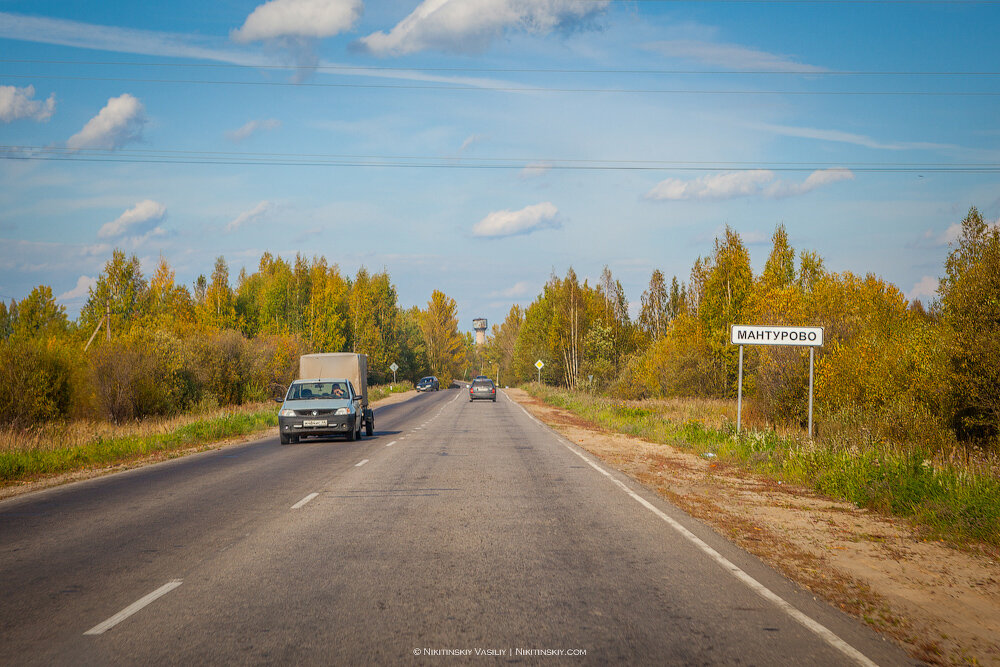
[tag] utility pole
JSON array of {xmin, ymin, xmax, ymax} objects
[{"xmin": 106, "ymin": 300, "xmax": 111, "ymax": 342}]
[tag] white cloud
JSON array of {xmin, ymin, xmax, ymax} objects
[
  {"xmin": 227, "ymin": 118, "xmax": 282, "ymax": 142},
  {"xmin": 358, "ymin": 0, "xmax": 610, "ymax": 56},
  {"xmin": 232, "ymin": 0, "xmax": 362, "ymax": 42},
  {"xmin": 0, "ymin": 11, "xmax": 258, "ymax": 64},
  {"xmin": 644, "ymin": 40, "xmax": 825, "ymax": 72},
  {"xmin": 491, "ymin": 280, "xmax": 534, "ymax": 298},
  {"xmin": 227, "ymin": 201, "xmax": 275, "ymax": 232},
  {"xmin": 98, "ymin": 200, "xmax": 167, "ymax": 239},
  {"xmin": 927, "ymin": 217, "xmax": 1000, "ymax": 246},
  {"xmin": 458, "ymin": 134, "xmax": 484, "ymax": 153},
  {"xmin": 473, "ymin": 202, "xmax": 560, "ymax": 238},
  {"xmin": 907, "ymin": 276, "xmax": 938, "ymax": 301},
  {"xmin": 0, "ymin": 85, "xmax": 55, "ymax": 123},
  {"xmin": 520, "ymin": 162, "xmax": 552, "ymax": 179},
  {"xmin": 0, "ymin": 12, "xmax": 522, "ymax": 91},
  {"xmin": 646, "ymin": 170, "xmax": 773, "ymax": 201},
  {"xmin": 67, "ymin": 94, "xmax": 146, "ymax": 151},
  {"xmin": 646, "ymin": 169, "xmax": 853, "ymax": 201},
  {"xmin": 750, "ymin": 122, "xmax": 955, "ymax": 152},
  {"xmin": 57, "ymin": 275, "xmax": 97, "ymax": 302},
  {"xmin": 764, "ymin": 168, "xmax": 854, "ymax": 199}
]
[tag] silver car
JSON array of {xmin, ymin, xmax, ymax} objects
[{"xmin": 277, "ymin": 379, "xmax": 364, "ymax": 444}]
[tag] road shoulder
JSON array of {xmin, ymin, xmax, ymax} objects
[
  {"xmin": 0, "ymin": 390, "xmax": 419, "ymax": 502},
  {"xmin": 506, "ymin": 388, "xmax": 1000, "ymax": 667}
]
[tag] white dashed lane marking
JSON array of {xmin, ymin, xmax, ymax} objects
[
  {"xmin": 291, "ymin": 493, "xmax": 319, "ymax": 509},
  {"xmin": 84, "ymin": 580, "xmax": 183, "ymax": 636}
]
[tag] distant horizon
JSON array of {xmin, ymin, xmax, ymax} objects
[{"xmin": 2, "ymin": 0, "xmax": 998, "ymax": 331}]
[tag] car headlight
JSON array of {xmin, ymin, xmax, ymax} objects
[
  {"xmin": 335, "ymin": 407, "xmax": 350, "ymax": 415},
  {"xmin": 279, "ymin": 409, "xmax": 296, "ymax": 417}
]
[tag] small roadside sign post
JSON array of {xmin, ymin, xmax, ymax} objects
[
  {"xmin": 730, "ymin": 325, "xmax": 824, "ymax": 438},
  {"xmin": 389, "ymin": 362, "xmax": 399, "ymax": 385},
  {"xmin": 535, "ymin": 359, "xmax": 544, "ymax": 384}
]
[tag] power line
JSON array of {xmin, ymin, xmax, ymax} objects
[
  {"xmin": 3, "ymin": 58, "xmax": 999, "ymax": 77},
  {"xmin": 2, "ymin": 73, "xmax": 997, "ymax": 95},
  {"xmin": 3, "ymin": 147, "xmax": 997, "ymax": 172}
]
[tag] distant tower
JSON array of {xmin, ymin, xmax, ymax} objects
[{"xmin": 473, "ymin": 318, "xmax": 488, "ymax": 345}]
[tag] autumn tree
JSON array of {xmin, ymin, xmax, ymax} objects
[
  {"xmin": 349, "ymin": 268, "xmax": 402, "ymax": 382},
  {"xmin": 639, "ymin": 269, "xmax": 669, "ymax": 340},
  {"xmin": 939, "ymin": 206, "xmax": 1000, "ymax": 445},
  {"xmin": 9, "ymin": 286, "xmax": 69, "ymax": 340},
  {"xmin": 80, "ymin": 249, "xmax": 148, "ymax": 339},
  {"xmin": 419, "ymin": 290, "xmax": 465, "ymax": 384}
]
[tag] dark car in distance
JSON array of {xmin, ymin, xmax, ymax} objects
[
  {"xmin": 469, "ymin": 378, "xmax": 496, "ymax": 402},
  {"xmin": 417, "ymin": 376, "xmax": 440, "ymax": 392}
]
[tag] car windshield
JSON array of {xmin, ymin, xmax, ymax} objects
[
  {"xmin": 420, "ymin": 377, "xmax": 433, "ymax": 383},
  {"xmin": 287, "ymin": 382, "xmax": 349, "ymax": 400},
  {"xmin": 473, "ymin": 380, "xmax": 493, "ymax": 388}
]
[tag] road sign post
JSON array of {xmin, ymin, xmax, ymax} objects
[
  {"xmin": 730, "ymin": 325, "xmax": 824, "ymax": 438},
  {"xmin": 535, "ymin": 359, "xmax": 544, "ymax": 385}
]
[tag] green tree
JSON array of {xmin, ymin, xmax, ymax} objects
[
  {"xmin": 10, "ymin": 285, "xmax": 68, "ymax": 340},
  {"xmin": 200, "ymin": 256, "xmax": 237, "ymax": 330},
  {"xmin": 639, "ymin": 269, "xmax": 669, "ymax": 340},
  {"xmin": 698, "ymin": 227, "xmax": 753, "ymax": 396},
  {"xmin": 80, "ymin": 249, "xmax": 148, "ymax": 339},
  {"xmin": 349, "ymin": 268, "xmax": 402, "ymax": 382},
  {"xmin": 419, "ymin": 290, "xmax": 466, "ymax": 384},
  {"xmin": 760, "ymin": 224, "xmax": 796, "ymax": 291},
  {"xmin": 939, "ymin": 206, "xmax": 1000, "ymax": 444}
]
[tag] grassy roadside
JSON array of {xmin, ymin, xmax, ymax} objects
[
  {"xmin": 0, "ymin": 382, "xmax": 414, "ymax": 487},
  {"xmin": 526, "ymin": 384, "xmax": 1000, "ymax": 547}
]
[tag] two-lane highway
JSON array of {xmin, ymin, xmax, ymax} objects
[{"xmin": 0, "ymin": 389, "xmax": 914, "ymax": 664}]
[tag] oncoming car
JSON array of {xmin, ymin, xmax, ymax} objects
[
  {"xmin": 277, "ymin": 379, "xmax": 364, "ymax": 444},
  {"xmin": 469, "ymin": 378, "xmax": 496, "ymax": 402},
  {"xmin": 416, "ymin": 376, "xmax": 440, "ymax": 392}
]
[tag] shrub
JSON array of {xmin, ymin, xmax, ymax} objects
[{"xmin": 0, "ymin": 337, "xmax": 80, "ymax": 427}]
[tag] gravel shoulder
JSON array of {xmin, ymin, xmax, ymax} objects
[{"xmin": 507, "ymin": 388, "xmax": 1000, "ymax": 666}]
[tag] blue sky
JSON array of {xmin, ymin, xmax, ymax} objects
[{"xmin": 2, "ymin": 0, "xmax": 998, "ymax": 332}]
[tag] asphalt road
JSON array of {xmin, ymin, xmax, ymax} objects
[{"xmin": 0, "ymin": 389, "xmax": 916, "ymax": 665}]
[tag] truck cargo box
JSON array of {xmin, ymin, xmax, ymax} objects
[{"xmin": 299, "ymin": 353, "xmax": 368, "ymax": 408}]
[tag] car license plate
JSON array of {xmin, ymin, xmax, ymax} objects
[{"xmin": 303, "ymin": 419, "xmax": 327, "ymax": 427}]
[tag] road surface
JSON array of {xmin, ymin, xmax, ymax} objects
[{"xmin": 0, "ymin": 389, "xmax": 915, "ymax": 665}]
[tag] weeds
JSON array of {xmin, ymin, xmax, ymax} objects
[
  {"xmin": 0, "ymin": 383, "xmax": 414, "ymax": 486},
  {"xmin": 528, "ymin": 384, "xmax": 1000, "ymax": 547}
]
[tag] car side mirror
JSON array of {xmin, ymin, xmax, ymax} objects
[{"xmin": 273, "ymin": 396, "xmax": 284, "ymax": 403}]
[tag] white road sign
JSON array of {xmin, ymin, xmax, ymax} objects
[
  {"xmin": 389, "ymin": 362, "xmax": 399, "ymax": 372},
  {"xmin": 535, "ymin": 360, "xmax": 544, "ymax": 369},
  {"xmin": 731, "ymin": 325, "xmax": 824, "ymax": 347}
]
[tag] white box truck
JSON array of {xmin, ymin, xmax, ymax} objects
[{"xmin": 276, "ymin": 353, "xmax": 374, "ymax": 445}]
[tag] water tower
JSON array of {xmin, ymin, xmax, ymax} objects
[{"xmin": 472, "ymin": 318, "xmax": 488, "ymax": 345}]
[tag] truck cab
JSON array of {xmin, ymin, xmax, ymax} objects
[{"xmin": 277, "ymin": 378, "xmax": 364, "ymax": 444}]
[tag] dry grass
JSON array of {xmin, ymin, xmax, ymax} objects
[{"xmin": 0, "ymin": 401, "xmax": 276, "ymax": 455}]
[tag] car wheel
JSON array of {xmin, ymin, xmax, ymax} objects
[
  {"xmin": 366, "ymin": 420, "xmax": 374, "ymax": 437},
  {"xmin": 280, "ymin": 432, "xmax": 290, "ymax": 445},
  {"xmin": 346, "ymin": 423, "xmax": 356, "ymax": 441}
]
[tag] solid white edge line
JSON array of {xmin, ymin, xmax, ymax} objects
[
  {"xmin": 291, "ymin": 492, "xmax": 319, "ymax": 509},
  {"xmin": 514, "ymin": 402, "xmax": 878, "ymax": 667},
  {"xmin": 84, "ymin": 580, "xmax": 183, "ymax": 635},
  {"xmin": 355, "ymin": 459, "xmax": 369, "ymax": 467}
]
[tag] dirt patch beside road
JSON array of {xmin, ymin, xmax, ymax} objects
[{"xmin": 507, "ymin": 388, "xmax": 1000, "ymax": 666}]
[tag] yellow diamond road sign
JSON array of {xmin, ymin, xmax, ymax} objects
[{"xmin": 535, "ymin": 360, "xmax": 544, "ymax": 370}]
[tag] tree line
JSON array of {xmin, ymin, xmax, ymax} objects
[
  {"xmin": 479, "ymin": 207, "xmax": 999, "ymax": 452},
  {"xmin": 0, "ymin": 251, "xmax": 471, "ymax": 427}
]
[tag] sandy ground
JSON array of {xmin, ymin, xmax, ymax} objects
[
  {"xmin": 0, "ymin": 390, "xmax": 418, "ymax": 502},
  {"xmin": 507, "ymin": 388, "xmax": 1000, "ymax": 666}
]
